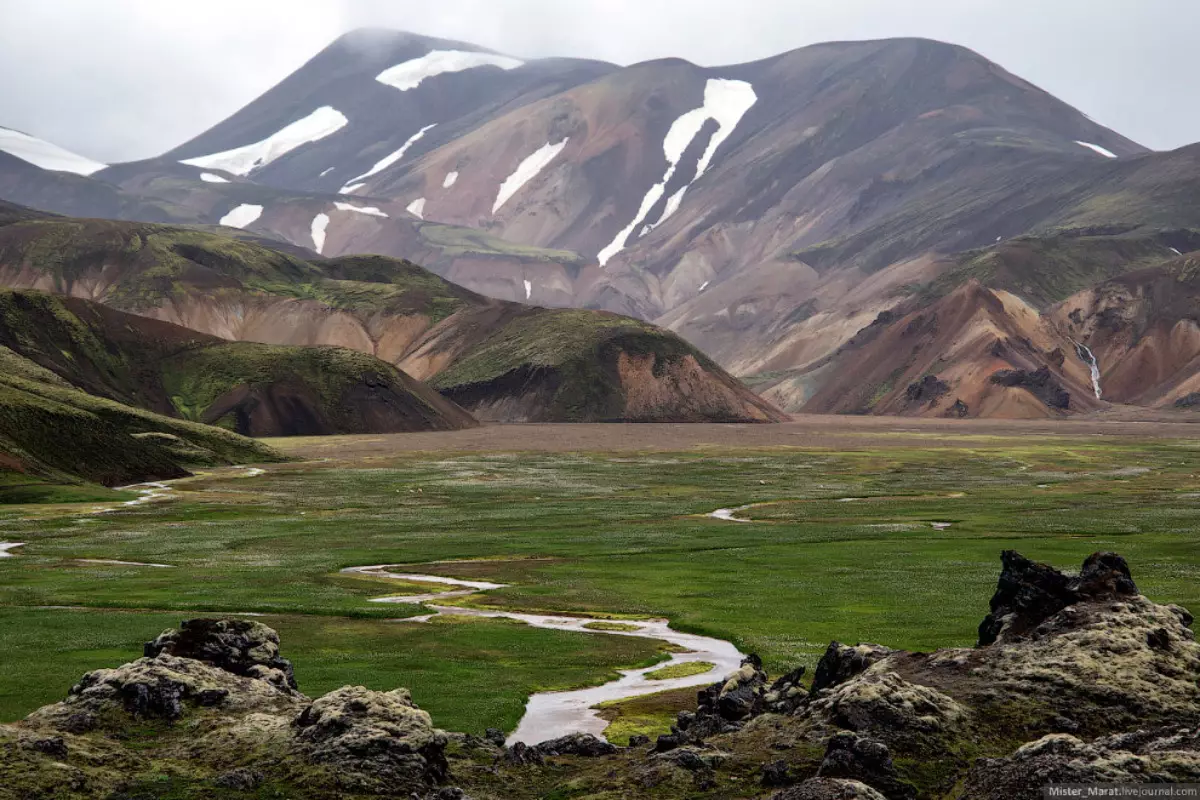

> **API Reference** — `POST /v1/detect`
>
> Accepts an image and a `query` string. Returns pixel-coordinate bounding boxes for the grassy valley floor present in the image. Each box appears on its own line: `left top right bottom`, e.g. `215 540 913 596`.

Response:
2 419 1200 740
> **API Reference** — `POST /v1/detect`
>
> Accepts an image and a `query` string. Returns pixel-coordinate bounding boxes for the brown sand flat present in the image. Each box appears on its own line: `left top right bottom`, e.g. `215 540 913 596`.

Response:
269 411 1200 460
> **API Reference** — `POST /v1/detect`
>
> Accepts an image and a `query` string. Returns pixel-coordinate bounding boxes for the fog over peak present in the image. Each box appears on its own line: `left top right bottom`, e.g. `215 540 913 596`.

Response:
0 0 1195 162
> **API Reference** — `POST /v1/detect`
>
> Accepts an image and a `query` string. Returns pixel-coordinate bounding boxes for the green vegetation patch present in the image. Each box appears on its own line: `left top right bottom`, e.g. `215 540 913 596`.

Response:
644 661 715 680
595 687 698 746
582 621 642 632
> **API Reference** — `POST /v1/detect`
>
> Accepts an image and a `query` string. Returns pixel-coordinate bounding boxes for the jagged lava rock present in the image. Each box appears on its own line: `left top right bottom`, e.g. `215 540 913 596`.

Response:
145 618 298 690
292 685 449 793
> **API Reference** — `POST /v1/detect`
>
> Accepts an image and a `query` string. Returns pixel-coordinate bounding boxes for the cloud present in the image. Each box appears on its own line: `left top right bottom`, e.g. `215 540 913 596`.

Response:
0 0 1194 162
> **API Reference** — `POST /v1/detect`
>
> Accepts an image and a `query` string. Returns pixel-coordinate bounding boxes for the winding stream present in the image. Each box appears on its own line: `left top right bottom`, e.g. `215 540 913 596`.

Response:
348 566 744 745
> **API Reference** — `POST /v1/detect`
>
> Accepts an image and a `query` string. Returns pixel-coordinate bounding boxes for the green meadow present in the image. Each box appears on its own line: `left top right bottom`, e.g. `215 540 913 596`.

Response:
2 432 1199 737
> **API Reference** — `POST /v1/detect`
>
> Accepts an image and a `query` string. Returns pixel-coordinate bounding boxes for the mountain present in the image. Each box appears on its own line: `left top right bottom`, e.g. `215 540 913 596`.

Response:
0 289 477 436
2 31 1198 419
0 344 282 495
0 209 783 423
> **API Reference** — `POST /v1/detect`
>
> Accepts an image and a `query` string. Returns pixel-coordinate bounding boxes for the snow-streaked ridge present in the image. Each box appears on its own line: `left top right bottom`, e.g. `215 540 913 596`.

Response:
311 213 330 254
334 201 388 218
199 172 229 183
182 106 348 176
598 79 757 266
493 139 569 214
376 50 524 93
340 123 436 194
1075 140 1118 159
0 127 107 176
218 204 263 229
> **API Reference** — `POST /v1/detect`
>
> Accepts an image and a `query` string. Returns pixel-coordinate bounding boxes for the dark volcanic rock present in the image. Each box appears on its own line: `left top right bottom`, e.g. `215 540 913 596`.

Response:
810 643 896 696
145 618 298 690
764 666 809 714
532 733 616 758
944 399 970 418
904 375 949 406
988 366 1070 409
771 778 888 799
960 728 1200 799
292 686 449 794
978 550 1138 646
697 654 768 722
816 733 916 800
1175 392 1200 408
213 768 265 791
503 741 544 766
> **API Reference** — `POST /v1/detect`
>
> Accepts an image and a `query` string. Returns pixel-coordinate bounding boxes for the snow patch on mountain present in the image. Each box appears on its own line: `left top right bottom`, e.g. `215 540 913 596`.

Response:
339 123 436 194
443 171 459 188
0 126 107 176
493 139 569 214
218 204 263 229
334 202 389 218
376 50 524 92
311 213 330 254
407 198 426 219
524 279 532 300
319 167 335 177
182 106 348 176
599 79 757 266
1075 140 1118 159
199 172 229 183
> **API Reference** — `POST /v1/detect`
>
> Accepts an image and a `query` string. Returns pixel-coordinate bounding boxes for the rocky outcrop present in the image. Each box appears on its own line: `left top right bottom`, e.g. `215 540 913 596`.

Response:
810 643 896 695
815 733 916 800
960 728 1200 799
771 778 889 799
292 686 449 793
144 618 298 690
11 618 449 799
530 733 616 758
988 367 1070 410
26 653 298 732
978 549 1139 645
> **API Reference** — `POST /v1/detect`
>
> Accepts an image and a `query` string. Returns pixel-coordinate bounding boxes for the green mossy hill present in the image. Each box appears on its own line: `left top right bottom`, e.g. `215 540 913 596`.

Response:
162 341 477 435
0 290 475 437
433 309 784 423
316 254 484 322
432 310 678 389
0 199 49 227
0 218 318 312
0 356 281 492
924 228 1200 308
0 289 218 414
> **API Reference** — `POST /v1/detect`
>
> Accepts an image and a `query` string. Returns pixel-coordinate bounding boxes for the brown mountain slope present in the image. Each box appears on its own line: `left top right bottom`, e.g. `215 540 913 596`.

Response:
0 289 476 436
0 214 783 423
1051 252 1200 408
773 281 1107 419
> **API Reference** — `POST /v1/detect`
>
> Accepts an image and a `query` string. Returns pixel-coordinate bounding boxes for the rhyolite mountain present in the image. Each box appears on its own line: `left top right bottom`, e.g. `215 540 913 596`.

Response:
0 206 783 424
2 31 1199 418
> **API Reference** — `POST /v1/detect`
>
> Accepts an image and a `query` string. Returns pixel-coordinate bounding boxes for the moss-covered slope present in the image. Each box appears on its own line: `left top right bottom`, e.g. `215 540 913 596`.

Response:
0 347 282 493
0 289 477 437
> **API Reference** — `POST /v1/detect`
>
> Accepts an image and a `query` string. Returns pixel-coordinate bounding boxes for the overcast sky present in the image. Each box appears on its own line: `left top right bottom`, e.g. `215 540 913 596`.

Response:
0 0 1195 163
